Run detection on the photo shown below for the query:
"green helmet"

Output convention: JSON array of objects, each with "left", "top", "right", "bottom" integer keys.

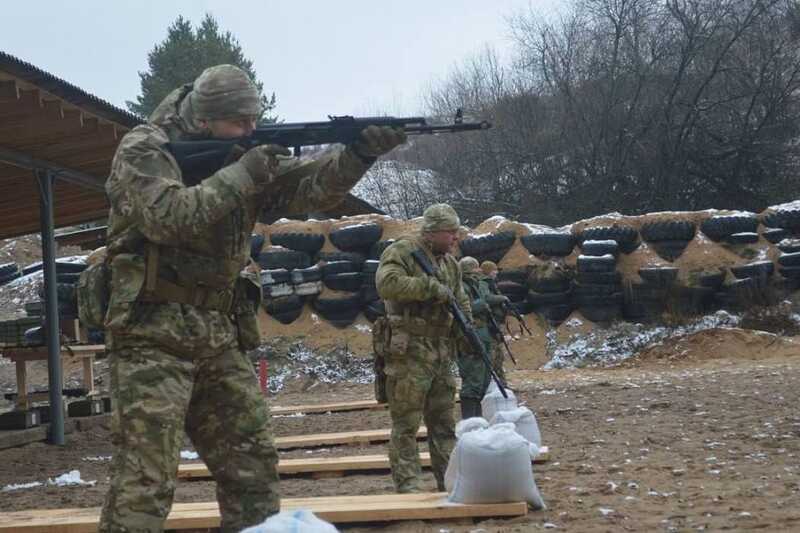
[{"left": 422, "top": 203, "right": 460, "bottom": 232}]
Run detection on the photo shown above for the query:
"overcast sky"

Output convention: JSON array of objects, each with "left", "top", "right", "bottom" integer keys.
[{"left": 2, "top": 0, "right": 559, "bottom": 121}]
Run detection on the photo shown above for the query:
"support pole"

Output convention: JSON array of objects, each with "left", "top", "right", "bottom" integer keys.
[{"left": 37, "top": 169, "right": 65, "bottom": 445}]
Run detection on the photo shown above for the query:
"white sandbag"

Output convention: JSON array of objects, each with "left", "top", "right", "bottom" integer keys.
[
  {"left": 481, "top": 384, "right": 517, "bottom": 422},
  {"left": 455, "top": 416, "right": 489, "bottom": 439},
  {"left": 445, "top": 423, "right": 545, "bottom": 509},
  {"left": 240, "top": 509, "right": 338, "bottom": 533},
  {"left": 490, "top": 406, "right": 541, "bottom": 448}
]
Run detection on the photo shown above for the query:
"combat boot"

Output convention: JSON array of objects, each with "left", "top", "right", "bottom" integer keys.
[{"left": 460, "top": 398, "right": 482, "bottom": 419}]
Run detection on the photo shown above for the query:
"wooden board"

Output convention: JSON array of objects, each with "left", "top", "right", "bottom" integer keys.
[
  {"left": 271, "top": 399, "right": 385, "bottom": 415},
  {"left": 0, "top": 492, "right": 528, "bottom": 532},
  {"left": 178, "top": 447, "right": 551, "bottom": 479},
  {"left": 275, "top": 426, "right": 427, "bottom": 449}
]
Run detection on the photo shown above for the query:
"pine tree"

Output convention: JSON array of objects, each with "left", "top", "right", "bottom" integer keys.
[{"left": 127, "top": 14, "right": 276, "bottom": 122}]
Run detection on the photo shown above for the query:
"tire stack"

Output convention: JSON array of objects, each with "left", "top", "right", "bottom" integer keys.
[
  {"left": 520, "top": 231, "right": 575, "bottom": 324},
  {"left": 640, "top": 220, "right": 696, "bottom": 261},
  {"left": 316, "top": 223, "right": 384, "bottom": 328},
  {"left": 572, "top": 239, "right": 623, "bottom": 323},
  {"left": 459, "top": 231, "right": 516, "bottom": 264},
  {"left": 717, "top": 261, "right": 776, "bottom": 311},
  {"left": 700, "top": 214, "right": 760, "bottom": 245},
  {"left": 0, "top": 262, "right": 20, "bottom": 286},
  {"left": 776, "top": 241, "right": 800, "bottom": 293},
  {"left": 762, "top": 208, "right": 800, "bottom": 241},
  {"left": 259, "top": 232, "right": 323, "bottom": 325},
  {"left": 623, "top": 267, "right": 676, "bottom": 322},
  {"left": 23, "top": 261, "right": 87, "bottom": 345}
]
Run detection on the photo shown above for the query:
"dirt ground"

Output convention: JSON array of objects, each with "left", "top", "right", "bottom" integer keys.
[{"left": 1, "top": 348, "right": 799, "bottom": 532}]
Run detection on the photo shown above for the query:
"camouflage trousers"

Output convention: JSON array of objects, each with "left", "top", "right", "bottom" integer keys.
[
  {"left": 385, "top": 333, "right": 456, "bottom": 493},
  {"left": 99, "top": 334, "right": 280, "bottom": 533},
  {"left": 490, "top": 342, "right": 506, "bottom": 384},
  {"left": 455, "top": 336, "right": 491, "bottom": 401}
]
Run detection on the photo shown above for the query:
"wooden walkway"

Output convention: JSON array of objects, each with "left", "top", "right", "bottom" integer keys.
[
  {"left": 271, "top": 399, "right": 386, "bottom": 415},
  {"left": 0, "top": 492, "right": 528, "bottom": 532},
  {"left": 274, "top": 426, "right": 427, "bottom": 449},
  {"left": 178, "top": 447, "right": 551, "bottom": 479}
]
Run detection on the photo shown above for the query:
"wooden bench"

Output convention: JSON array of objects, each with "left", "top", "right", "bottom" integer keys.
[
  {"left": 0, "top": 344, "right": 105, "bottom": 410},
  {"left": 178, "top": 447, "right": 551, "bottom": 479},
  {"left": 0, "top": 492, "right": 528, "bottom": 532}
]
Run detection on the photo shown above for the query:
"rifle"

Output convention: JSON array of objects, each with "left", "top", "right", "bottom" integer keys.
[
  {"left": 486, "top": 311, "right": 517, "bottom": 366},
  {"left": 503, "top": 301, "right": 533, "bottom": 336},
  {"left": 410, "top": 249, "right": 508, "bottom": 399},
  {"left": 166, "top": 110, "right": 491, "bottom": 183}
]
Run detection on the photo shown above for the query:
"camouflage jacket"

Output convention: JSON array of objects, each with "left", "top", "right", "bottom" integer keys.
[
  {"left": 375, "top": 234, "right": 472, "bottom": 336},
  {"left": 462, "top": 272, "right": 493, "bottom": 339},
  {"left": 103, "top": 88, "right": 373, "bottom": 354}
]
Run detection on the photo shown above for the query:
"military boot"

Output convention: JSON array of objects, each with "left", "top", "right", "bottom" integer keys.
[{"left": 460, "top": 398, "right": 482, "bottom": 419}]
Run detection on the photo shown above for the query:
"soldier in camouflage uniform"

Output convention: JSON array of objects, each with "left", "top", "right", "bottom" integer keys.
[
  {"left": 480, "top": 260, "right": 510, "bottom": 383},
  {"left": 456, "top": 256, "right": 495, "bottom": 419},
  {"left": 98, "top": 64, "right": 405, "bottom": 532},
  {"left": 375, "top": 204, "right": 471, "bottom": 493}
]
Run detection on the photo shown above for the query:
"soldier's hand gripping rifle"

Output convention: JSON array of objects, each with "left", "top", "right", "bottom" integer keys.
[
  {"left": 166, "top": 109, "right": 491, "bottom": 183},
  {"left": 486, "top": 311, "right": 517, "bottom": 366},
  {"left": 410, "top": 250, "right": 508, "bottom": 399}
]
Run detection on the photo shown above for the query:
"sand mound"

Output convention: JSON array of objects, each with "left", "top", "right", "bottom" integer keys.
[{"left": 633, "top": 327, "right": 800, "bottom": 364}]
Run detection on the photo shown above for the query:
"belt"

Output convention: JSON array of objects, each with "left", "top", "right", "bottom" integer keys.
[{"left": 140, "top": 276, "right": 235, "bottom": 313}]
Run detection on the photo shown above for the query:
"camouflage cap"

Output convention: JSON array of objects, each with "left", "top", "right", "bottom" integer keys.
[
  {"left": 480, "top": 260, "right": 498, "bottom": 274},
  {"left": 422, "top": 203, "right": 460, "bottom": 232},
  {"left": 188, "top": 64, "right": 261, "bottom": 120},
  {"left": 459, "top": 256, "right": 479, "bottom": 273}
]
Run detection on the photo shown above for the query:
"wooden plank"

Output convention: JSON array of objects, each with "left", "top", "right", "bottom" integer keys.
[
  {"left": 274, "top": 426, "right": 427, "bottom": 449},
  {"left": 0, "top": 492, "right": 527, "bottom": 532},
  {"left": 178, "top": 447, "right": 551, "bottom": 479},
  {"left": 271, "top": 399, "right": 385, "bottom": 415}
]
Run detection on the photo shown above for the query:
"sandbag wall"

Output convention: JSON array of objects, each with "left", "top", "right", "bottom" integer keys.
[{"left": 253, "top": 204, "right": 800, "bottom": 328}]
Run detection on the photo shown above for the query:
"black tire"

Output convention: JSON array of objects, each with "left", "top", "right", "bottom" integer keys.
[
  {"left": 512, "top": 300, "right": 537, "bottom": 315},
  {"left": 667, "top": 286, "right": 715, "bottom": 316},
  {"left": 313, "top": 294, "right": 362, "bottom": 315},
  {"left": 250, "top": 234, "right": 265, "bottom": 260},
  {"left": 24, "top": 301, "right": 43, "bottom": 316},
  {"left": 777, "top": 239, "right": 800, "bottom": 254},
  {"left": 264, "top": 295, "right": 304, "bottom": 315},
  {"left": 370, "top": 240, "right": 396, "bottom": 260},
  {"left": 360, "top": 285, "right": 379, "bottom": 304},
  {"left": 762, "top": 208, "right": 800, "bottom": 230},
  {"left": 577, "top": 226, "right": 639, "bottom": 253},
  {"left": 329, "top": 223, "right": 383, "bottom": 252},
  {"left": 730, "top": 261, "right": 774, "bottom": 280},
  {"left": 700, "top": 215, "right": 758, "bottom": 241},
  {"left": 260, "top": 268, "right": 291, "bottom": 285},
  {"left": 580, "top": 240, "right": 619, "bottom": 257},
  {"left": 56, "top": 273, "right": 82, "bottom": 284},
  {"left": 316, "top": 251, "right": 366, "bottom": 265},
  {"left": 497, "top": 269, "right": 528, "bottom": 286},
  {"left": 763, "top": 228, "right": 790, "bottom": 244},
  {"left": 541, "top": 304, "right": 573, "bottom": 323},
  {"left": 270, "top": 232, "right": 325, "bottom": 255},
  {"left": 520, "top": 233, "right": 575, "bottom": 257},
  {"left": 24, "top": 326, "right": 45, "bottom": 346},
  {"left": 778, "top": 252, "right": 800, "bottom": 267},
  {"left": 258, "top": 250, "right": 311, "bottom": 270},
  {"left": 291, "top": 265, "right": 323, "bottom": 284},
  {"left": 269, "top": 306, "right": 304, "bottom": 325},
  {"left": 38, "top": 282, "right": 76, "bottom": 305},
  {"left": 690, "top": 270, "right": 726, "bottom": 289},
  {"left": 324, "top": 272, "right": 364, "bottom": 292},
  {"left": 650, "top": 240, "right": 691, "bottom": 261},
  {"left": 0, "top": 271, "right": 21, "bottom": 286},
  {"left": 779, "top": 266, "right": 800, "bottom": 279},
  {"left": 294, "top": 281, "right": 323, "bottom": 296},
  {"left": 528, "top": 290, "right": 571, "bottom": 307},
  {"left": 577, "top": 255, "right": 616, "bottom": 273},
  {"left": 322, "top": 260, "right": 361, "bottom": 276},
  {"left": 638, "top": 267, "right": 679, "bottom": 286},
  {"left": 496, "top": 281, "right": 527, "bottom": 302},
  {"left": 362, "top": 260, "right": 380, "bottom": 274},
  {"left": 641, "top": 220, "right": 696, "bottom": 242},
  {"left": 364, "top": 300, "right": 386, "bottom": 322},
  {"left": 474, "top": 248, "right": 511, "bottom": 264},
  {"left": 529, "top": 276, "right": 572, "bottom": 293},
  {"left": 622, "top": 298, "right": 664, "bottom": 321},
  {"left": 575, "top": 292, "right": 623, "bottom": 308},
  {"left": 580, "top": 305, "right": 621, "bottom": 323},
  {"left": 724, "top": 232, "right": 759, "bottom": 245},
  {"left": 573, "top": 283, "right": 623, "bottom": 305},
  {"left": 460, "top": 231, "right": 516, "bottom": 256},
  {"left": 0, "top": 262, "right": 18, "bottom": 277},
  {"left": 625, "top": 283, "right": 669, "bottom": 301},
  {"left": 262, "top": 283, "right": 294, "bottom": 299},
  {"left": 575, "top": 271, "right": 621, "bottom": 285}
]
